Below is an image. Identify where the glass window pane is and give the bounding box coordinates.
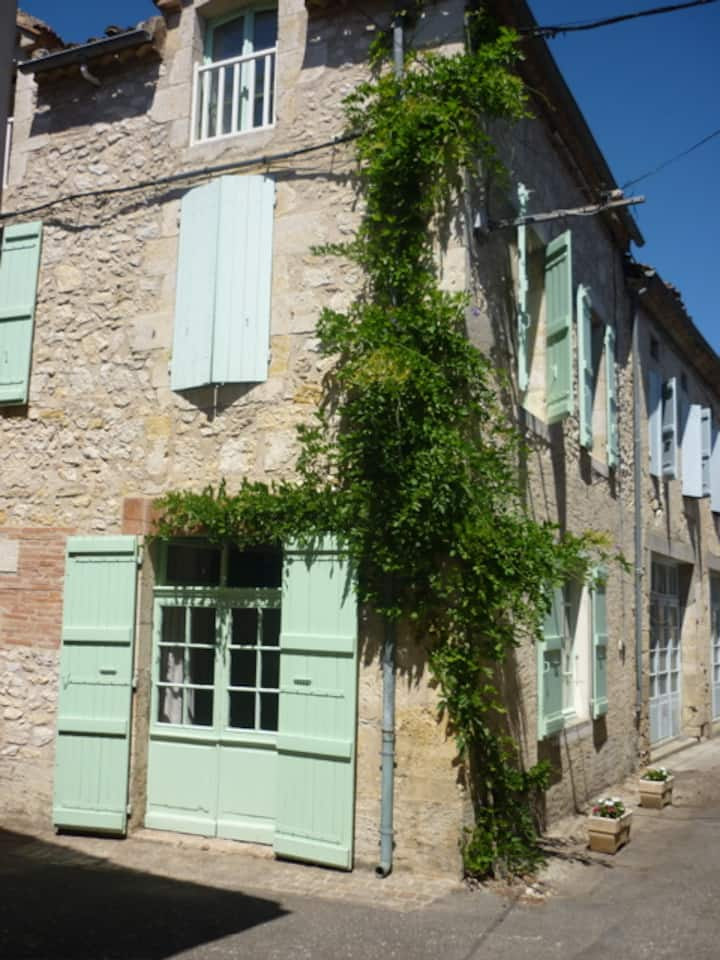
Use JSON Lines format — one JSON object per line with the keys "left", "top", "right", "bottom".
{"left": 261, "top": 651, "right": 279, "bottom": 690}
{"left": 232, "top": 608, "right": 258, "bottom": 645}
{"left": 161, "top": 607, "right": 185, "bottom": 645}
{"left": 227, "top": 546, "right": 282, "bottom": 588}
{"left": 670, "top": 672, "right": 679, "bottom": 693}
{"left": 229, "top": 691, "right": 255, "bottom": 728}
{"left": 231, "top": 649, "right": 257, "bottom": 687}
{"left": 263, "top": 608, "right": 280, "bottom": 646}
{"left": 160, "top": 646, "right": 185, "bottom": 683}
{"left": 188, "top": 689, "right": 213, "bottom": 726}
{"left": 189, "top": 648, "right": 214, "bottom": 686}
{"left": 260, "top": 693, "right": 278, "bottom": 731}
{"left": 158, "top": 686, "right": 183, "bottom": 724}
{"left": 212, "top": 15, "right": 246, "bottom": 61}
{"left": 649, "top": 676, "right": 657, "bottom": 698}
{"left": 166, "top": 544, "right": 220, "bottom": 586}
{"left": 253, "top": 10, "right": 278, "bottom": 49}
{"left": 191, "top": 607, "right": 216, "bottom": 645}
{"left": 658, "top": 674, "right": 667, "bottom": 695}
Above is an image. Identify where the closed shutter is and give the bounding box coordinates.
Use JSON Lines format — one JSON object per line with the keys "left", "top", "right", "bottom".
{"left": 682, "top": 403, "right": 704, "bottom": 497}
{"left": 605, "top": 325, "right": 619, "bottom": 468}
{"left": 711, "top": 418, "right": 720, "bottom": 513}
{"left": 171, "top": 174, "right": 274, "bottom": 390}
{"left": 577, "top": 284, "right": 593, "bottom": 449}
{"left": 537, "top": 587, "right": 565, "bottom": 739}
{"left": 545, "top": 231, "right": 573, "bottom": 422}
{"left": 517, "top": 183, "right": 530, "bottom": 393}
{"left": 661, "top": 377, "right": 678, "bottom": 479}
{"left": 648, "top": 369, "right": 662, "bottom": 477}
{"left": 0, "top": 221, "right": 42, "bottom": 405}
{"left": 274, "top": 540, "right": 358, "bottom": 869}
{"left": 54, "top": 536, "right": 138, "bottom": 834}
{"left": 591, "top": 570, "right": 609, "bottom": 719}
{"left": 701, "top": 407, "right": 712, "bottom": 496}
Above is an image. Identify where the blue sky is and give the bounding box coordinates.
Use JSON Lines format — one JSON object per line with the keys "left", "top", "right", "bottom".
{"left": 22, "top": 1, "right": 719, "bottom": 348}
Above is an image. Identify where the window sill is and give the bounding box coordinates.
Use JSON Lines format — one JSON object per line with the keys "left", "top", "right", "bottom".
{"left": 518, "top": 406, "right": 551, "bottom": 443}
{"left": 190, "top": 122, "right": 275, "bottom": 148}
{"left": 562, "top": 717, "right": 593, "bottom": 744}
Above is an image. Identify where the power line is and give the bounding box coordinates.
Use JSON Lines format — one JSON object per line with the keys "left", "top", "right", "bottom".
{"left": 521, "top": 0, "right": 719, "bottom": 39}
{"left": 622, "top": 127, "right": 720, "bottom": 189}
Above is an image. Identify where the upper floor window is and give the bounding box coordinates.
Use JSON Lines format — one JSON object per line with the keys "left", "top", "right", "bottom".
{"left": 192, "top": 7, "right": 278, "bottom": 145}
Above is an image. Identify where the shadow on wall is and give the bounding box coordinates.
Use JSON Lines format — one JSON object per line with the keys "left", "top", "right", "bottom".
{"left": 0, "top": 827, "right": 287, "bottom": 960}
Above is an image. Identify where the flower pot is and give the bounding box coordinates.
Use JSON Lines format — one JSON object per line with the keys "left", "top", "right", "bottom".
{"left": 639, "top": 775, "right": 674, "bottom": 809}
{"left": 587, "top": 810, "right": 633, "bottom": 854}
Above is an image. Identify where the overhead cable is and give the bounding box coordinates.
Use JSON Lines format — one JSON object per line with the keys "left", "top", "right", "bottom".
{"left": 622, "top": 127, "right": 720, "bottom": 189}
{"left": 521, "top": 0, "right": 718, "bottom": 39}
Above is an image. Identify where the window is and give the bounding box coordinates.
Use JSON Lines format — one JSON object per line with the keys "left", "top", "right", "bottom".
{"left": 516, "top": 185, "right": 573, "bottom": 424}
{"left": 649, "top": 559, "right": 681, "bottom": 744}
{"left": 649, "top": 373, "right": 678, "bottom": 479}
{"left": 0, "top": 220, "right": 42, "bottom": 405}
{"left": 577, "top": 286, "right": 619, "bottom": 466}
{"left": 193, "top": 8, "right": 278, "bottom": 144}
{"left": 171, "top": 174, "right": 274, "bottom": 390}
{"left": 537, "top": 573, "right": 608, "bottom": 739}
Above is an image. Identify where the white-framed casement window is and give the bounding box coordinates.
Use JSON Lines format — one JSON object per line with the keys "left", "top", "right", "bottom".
{"left": 192, "top": 7, "right": 278, "bottom": 145}
{"left": 577, "top": 286, "right": 619, "bottom": 467}
{"left": 516, "top": 184, "right": 574, "bottom": 424}
{"left": 649, "top": 558, "right": 681, "bottom": 744}
{"left": 537, "top": 574, "right": 609, "bottom": 739}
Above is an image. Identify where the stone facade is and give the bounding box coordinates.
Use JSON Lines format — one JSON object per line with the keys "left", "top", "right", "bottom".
{"left": 0, "top": 0, "right": 718, "bottom": 877}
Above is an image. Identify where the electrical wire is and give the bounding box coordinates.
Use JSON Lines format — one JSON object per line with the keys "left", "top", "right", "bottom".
{"left": 521, "top": 0, "right": 718, "bottom": 39}
{"left": 621, "top": 127, "right": 720, "bottom": 188}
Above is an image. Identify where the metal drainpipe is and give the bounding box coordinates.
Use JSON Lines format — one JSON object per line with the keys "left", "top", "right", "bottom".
{"left": 376, "top": 14, "right": 404, "bottom": 881}
{"left": 632, "top": 302, "right": 644, "bottom": 716}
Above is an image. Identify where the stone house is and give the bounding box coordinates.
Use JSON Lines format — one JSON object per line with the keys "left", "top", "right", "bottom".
{"left": 0, "top": 0, "right": 718, "bottom": 877}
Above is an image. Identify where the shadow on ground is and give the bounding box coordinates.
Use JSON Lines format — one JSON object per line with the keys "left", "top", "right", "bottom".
{"left": 0, "top": 827, "right": 287, "bottom": 960}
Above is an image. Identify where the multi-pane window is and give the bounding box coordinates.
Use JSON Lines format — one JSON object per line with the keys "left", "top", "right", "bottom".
{"left": 649, "top": 559, "right": 681, "bottom": 743}
{"left": 228, "top": 606, "right": 280, "bottom": 731}
{"left": 157, "top": 603, "right": 216, "bottom": 726}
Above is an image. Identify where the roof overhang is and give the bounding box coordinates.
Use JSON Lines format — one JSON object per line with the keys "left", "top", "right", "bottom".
{"left": 18, "top": 27, "right": 160, "bottom": 82}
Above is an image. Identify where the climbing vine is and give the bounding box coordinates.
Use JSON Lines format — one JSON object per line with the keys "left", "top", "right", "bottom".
{"left": 155, "top": 11, "right": 615, "bottom": 878}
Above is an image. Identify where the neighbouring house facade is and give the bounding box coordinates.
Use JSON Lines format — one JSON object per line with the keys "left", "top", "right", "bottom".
{"left": 0, "top": 0, "right": 718, "bottom": 877}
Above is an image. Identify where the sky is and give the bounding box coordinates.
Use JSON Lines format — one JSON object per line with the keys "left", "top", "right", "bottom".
{"left": 20, "top": 1, "right": 720, "bottom": 349}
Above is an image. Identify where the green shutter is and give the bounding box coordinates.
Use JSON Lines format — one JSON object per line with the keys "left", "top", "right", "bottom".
{"left": 577, "top": 284, "right": 593, "bottom": 449}
{"left": 605, "top": 325, "right": 619, "bottom": 468}
{"left": 53, "top": 536, "right": 138, "bottom": 835}
{"left": 171, "top": 175, "right": 273, "bottom": 391}
{"left": 537, "top": 587, "right": 565, "bottom": 739}
{"left": 591, "top": 569, "right": 609, "bottom": 719}
{"left": 0, "top": 221, "right": 42, "bottom": 405}
{"left": 545, "top": 231, "right": 573, "bottom": 422}
{"left": 517, "top": 183, "right": 530, "bottom": 394}
{"left": 274, "top": 540, "right": 358, "bottom": 869}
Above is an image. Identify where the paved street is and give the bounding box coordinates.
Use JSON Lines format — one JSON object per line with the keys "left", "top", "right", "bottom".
{"left": 2, "top": 739, "right": 720, "bottom": 959}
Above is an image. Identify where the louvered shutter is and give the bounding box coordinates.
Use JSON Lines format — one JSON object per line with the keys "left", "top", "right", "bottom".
{"left": 648, "top": 369, "right": 662, "bottom": 477}
{"left": 605, "top": 325, "right": 619, "bottom": 468}
{"left": 545, "top": 231, "right": 573, "bottom": 422}
{"left": 537, "top": 587, "right": 565, "bottom": 739}
{"left": 662, "top": 378, "right": 678, "bottom": 479}
{"left": 517, "top": 183, "right": 530, "bottom": 393}
{"left": 577, "top": 284, "right": 593, "bottom": 449}
{"left": 0, "top": 221, "right": 42, "bottom": 405}
{"left": 711, "top": 418, "right": 720, "bottom": 512}
{"left": 682, "top": 404, "right": 704, "bottom": 497}
{"left": 591, "top": 569, "right": 609, "bottom": 719}
{"left": 701, "top": 407, "right": 712, "bottom": 496}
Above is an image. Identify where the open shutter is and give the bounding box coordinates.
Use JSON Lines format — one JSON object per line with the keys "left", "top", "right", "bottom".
{"left": 701, "top": 407, "right": 712, "bottom": 496}
{"left": 648, "top": 369, "right": 662, "bottom": 477}
{"left": 0, "top": 221, "right": 42, "bottom": 405}
{"left": 274, "top": 540, "right": 358, "bottom": 869}
{"left": 591, "top": 570, "right": 609, "bottom": 719}
{"left": 537, "top": 587, "right": 565, "bottom": 739}
{"left": 212, "top": 175, "right": 274, "bottom": 384}
{"left": 54, "top": 536, "right": 138, "bottom": 835}
{"left": 171, "top": 180, "right": 220, "bottom": 390}
{"left": 682, "top": 403, "right": 704, "bottom": 497}
{"left": 517, "top": 183, "right": 530, "bottom": 393}
{"left": 661, "top": 377, "right": 678, "bottom": 479}
{"left": 577, "top": 284, "right": 593, "bottom": 449}
{"left": 605, "top": 325, "right": 619, "bottom": 468}
{"left": 545, "top": 231, "right": 573, "bottom": 422}
{"left": 711, "top": 419, "right": 720, "bottom": 512}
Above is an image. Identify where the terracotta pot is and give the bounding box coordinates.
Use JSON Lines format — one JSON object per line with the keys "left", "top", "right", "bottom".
{"left": 587, "top": 810, "right": 632, "bottom": 854}
{"left": 639, "top": 775, "right": 674, "bottom": 809}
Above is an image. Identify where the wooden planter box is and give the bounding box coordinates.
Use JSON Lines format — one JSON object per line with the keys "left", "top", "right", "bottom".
{"left": 639, "top": 775, "right": 674, "bottom": 809}
{"left": 587, "top": 810, "right": 633, "bottom": 854}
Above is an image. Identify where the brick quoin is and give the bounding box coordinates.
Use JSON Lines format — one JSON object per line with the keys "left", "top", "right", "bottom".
{"left": 0, "top": 529, "right": 74, "bottom": 649}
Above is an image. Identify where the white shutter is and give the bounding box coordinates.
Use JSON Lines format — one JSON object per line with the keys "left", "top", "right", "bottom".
{"left": 648, "top": 369, "right": 662, "bottom": 477}
{"left": 682, "top": 404, "right": 703, "bottom": 497}
{"left": 701, "top": 407, "right": 712, "bottom": 496}
{"left": 661, "top": 378, "right": 678, "bottom": 479}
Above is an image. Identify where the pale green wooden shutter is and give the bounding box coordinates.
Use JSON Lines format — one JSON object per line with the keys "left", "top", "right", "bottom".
{"left": 212, "top": 175, "right": 274, "bottom": 384}
{"left": 0, "top": 221, "right": 42, "bottom": 405}
{"left": 605, "top": 325, "right": 619, "bottom": 468}
{"left": 517, "top": 183, "right": 530, "bottom": 393}
{"left": 537, "top": 587, "right": 565, "bottom": 739}
{"left": 53, "top": 536, "right": 138, "bottom": 835}
{"left": 591, "top": 569, "right": 609, "bottom": 719}
{"left": 171, "top": 175, "right": 274, "bottom": 390}
{"left": 545, "top": 231, "right": 573, "bottom": 422}
{"left": 274, "top": 540, "right": 358, "bottom": 869}
{"left": 577, "top": 284, "right": 593, "bottom": 449}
